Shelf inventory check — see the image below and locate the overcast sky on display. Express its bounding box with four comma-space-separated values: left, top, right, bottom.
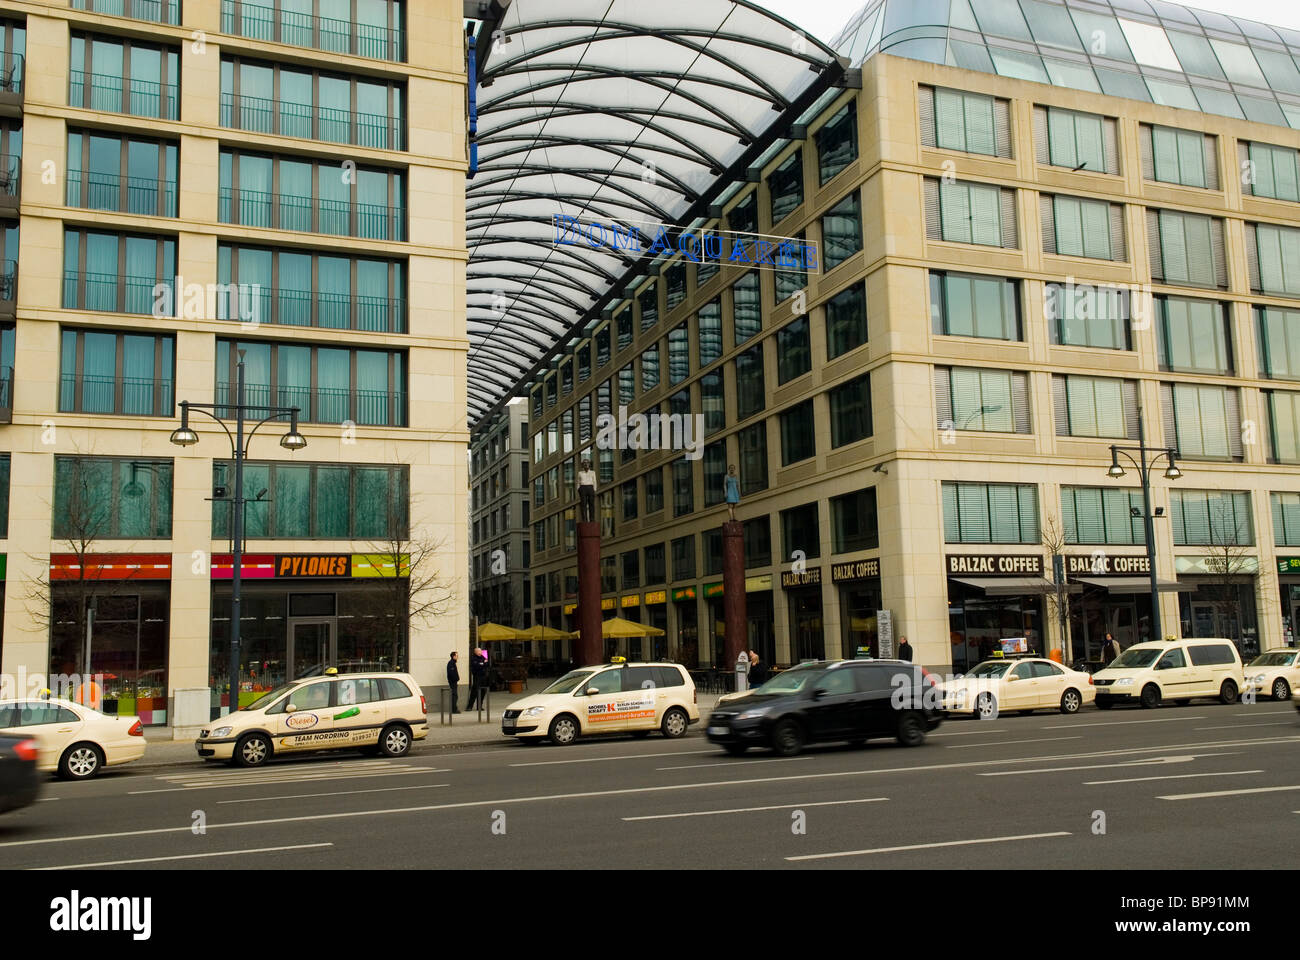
757, 0, 1300, 45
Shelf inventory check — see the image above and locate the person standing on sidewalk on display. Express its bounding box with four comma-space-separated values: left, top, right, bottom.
898, 636, 913, 662
466, 646, 487, 710
446, 651, 461, 714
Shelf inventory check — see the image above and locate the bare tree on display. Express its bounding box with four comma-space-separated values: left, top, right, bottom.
1038, 513, 1078, 664
1203, 502, 1254, 646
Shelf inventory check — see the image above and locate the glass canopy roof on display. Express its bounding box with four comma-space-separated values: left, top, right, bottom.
833, 0, 1300, 130
466, 0, 843, 426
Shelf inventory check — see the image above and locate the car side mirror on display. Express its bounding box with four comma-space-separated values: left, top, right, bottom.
811, 687, 825, 700
585, 687, 600, 696
286, 703, 298, 713
1006, 674, 1018, 682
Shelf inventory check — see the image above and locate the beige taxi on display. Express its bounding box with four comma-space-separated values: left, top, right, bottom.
502, 660, 699, 745
938, 655, 1096, 720
0, 696, 147, 779
1242, 649, 1300, 701
195, 669, 428, 767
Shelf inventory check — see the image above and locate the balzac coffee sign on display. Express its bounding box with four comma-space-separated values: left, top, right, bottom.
1065, 554, 1150, 576
946, 554, 1043, 576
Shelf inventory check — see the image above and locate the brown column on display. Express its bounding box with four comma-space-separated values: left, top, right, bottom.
722, 521, 747, 666
576, 520, 603, 665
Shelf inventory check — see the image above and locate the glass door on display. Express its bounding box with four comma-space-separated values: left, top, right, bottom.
289, 619, 335, 679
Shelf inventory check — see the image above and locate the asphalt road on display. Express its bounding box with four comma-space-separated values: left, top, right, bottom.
3, 700, 1298, 870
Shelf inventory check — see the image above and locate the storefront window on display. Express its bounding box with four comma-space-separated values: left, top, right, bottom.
675, 598, 698, 667
790, 587, 824, 661
947, 581, 1043, 674
840, 581, 881, 659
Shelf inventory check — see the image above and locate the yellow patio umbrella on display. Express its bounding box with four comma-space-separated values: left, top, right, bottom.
519, 623, 575, 641
476, 621, 525, 642
600, 616, 665, 639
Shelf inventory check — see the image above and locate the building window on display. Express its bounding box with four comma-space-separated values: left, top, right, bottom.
639, 285, 659, 331
1271, 492, 1300, 546
736, 344, 765, 421
218, 243, 406, 332
220, 56, 405, 149
919, 86, 1010, 158
925, 179, 1017, 248
777, 316, 811, 384
1257, 305, 1300, 380
1148, 209, 1225, 289
665, 264, 686, 313
66, 131, 177, 217
1157, 296, 1231, 374
826, 281, 868, 358
1041, 194, 1124, 261
598, 447, 614, 486
74, 0, 181, 24
821, 191, 862, 271
780, 502, 820, 560
672, 457, 693, 516
780, 400, 816, 465
644, 468, 664, 514
1035, 106, 1116, 174
596, 324, 611, 366
831, 488, 878, 553
703, 441, 726, 507
1245, 141, 1300, 202
579, 395, 592, 443
561, 453, 574, 493
671, 534, 695, 581
930, 272, 1018, 340
698, 300, 722, 367
768, 148, 803, 224
63, 229, 175, 315
828, 373, 872, 447
597, 379, 611, 419
728, 190, 757, 235
59, 329, 174, 417
599, 555, 616, 593
1160, 383, 1241, 460
560, 358, 572, 395
669, 387, 690, 422
213, 460, 407, 539
816, 101, 857, 185
0, 452, 8, 537
533, 522, 545, 553
219, 149, 405, 240
1170, 490, 1253, 546
732, 272, 760, 345
1052, 375, 1135, 439
54, 456, 173, 539
215, 339, 406, 426
1061, 486, 1144, 544
620, 480, 637, 521
532, 476, 544, 507
1045, 281, 1129, 350
668, 323, 689, 385
1250, 222, 1300, 297
697, 250, 719, 288
743, 516, 771, 568
935, 367, 1030, 433
531, 386, 543, 420
774, 231, 806, 304
219, 0, 407, 61
738, 421, 767, 495
69, 33, 179, 120
701, 371, 724, 435
941, 482, 1038, 544
641, 343, 660, 392
1266, 391, 1300, 462
1141, 125, 1216, 189
622, 550, 640, 589
644, 543, 666, 584
617, 308, 634, 351
704, 528, 723, 576
618, 365, 634, 405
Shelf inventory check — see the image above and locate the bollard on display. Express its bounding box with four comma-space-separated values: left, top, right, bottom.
735, 651, 750, 693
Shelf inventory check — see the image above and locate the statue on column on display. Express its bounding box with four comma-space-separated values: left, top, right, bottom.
578, 458, 597, 523
725, 464, 740, 521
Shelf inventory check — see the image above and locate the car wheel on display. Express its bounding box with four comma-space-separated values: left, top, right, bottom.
379, 724, 412, 758
58, 743, 103, 780
896, 713, 926, 747
1095, 698, 1114, 710
235, 733, 272, 768
1140, 684, 1161, 709
1060, 689, 1083, 714
723, 743, 748, 756
661, 707, 689, 739
548, 714, 580, 746
1272, 678, 1291, 701
974, 692, 998, 721
1219, 680, 1239, 705
771, 719, 804, 756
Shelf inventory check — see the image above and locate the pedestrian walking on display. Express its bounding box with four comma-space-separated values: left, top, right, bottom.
898, 636, 914, 662
446, 651, 461, 714
748, 650, 767, 687
1102, 633, 1121, 664
466, 646, 488, 710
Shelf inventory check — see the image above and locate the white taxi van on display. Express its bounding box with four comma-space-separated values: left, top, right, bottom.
1092, 638, 1244, 709
0, 696, 146, 779
502, 659, 699, 745
195, 669, 428, 767
1242, 649, 1300, 701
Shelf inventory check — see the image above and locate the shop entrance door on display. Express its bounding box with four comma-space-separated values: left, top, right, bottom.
1190, 601, 1218, 638
289, 619, 336, 679
1107, 602, 1138, 649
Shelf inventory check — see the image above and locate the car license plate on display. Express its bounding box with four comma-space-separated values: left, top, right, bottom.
502, 721, 515, 731
707, 725, 726, 736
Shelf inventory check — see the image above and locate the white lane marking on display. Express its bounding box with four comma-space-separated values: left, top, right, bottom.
1042, 716, 1205, 730
510, 749, 717, 767
130, 769, 448, 795
786, 832, 1071, 861
157, 759, 408, 779
928, 727, 1015, 738
980, 755, 1215, 776
945, 737, 1082, 749
36, 798, 60, 802
37, 843, 333, 870
1194, 722, 1292, 731
1083, 770, 1264, 785
622, 798, 888, 820
656, 757, 813, 771
218, 783, 450, 804
5, 738, 1294, 850
1234, 710, 1295, 716
1159, 784, 1300, 800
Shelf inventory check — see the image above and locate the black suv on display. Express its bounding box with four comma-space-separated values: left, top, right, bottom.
705, 660, 942, 756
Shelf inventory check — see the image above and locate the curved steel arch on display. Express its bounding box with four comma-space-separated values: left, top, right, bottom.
477, 135, 720, 176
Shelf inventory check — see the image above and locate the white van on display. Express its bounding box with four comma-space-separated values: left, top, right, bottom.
1092, 638, 1244, 709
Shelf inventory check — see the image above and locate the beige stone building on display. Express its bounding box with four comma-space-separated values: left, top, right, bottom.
0, 0, 467, 734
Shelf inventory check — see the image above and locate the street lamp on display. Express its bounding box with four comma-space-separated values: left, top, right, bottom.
1107, 402, 1181, 643
170, 349, 305, 717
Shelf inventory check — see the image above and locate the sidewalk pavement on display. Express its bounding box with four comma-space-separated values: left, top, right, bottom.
136, 683, 728, 769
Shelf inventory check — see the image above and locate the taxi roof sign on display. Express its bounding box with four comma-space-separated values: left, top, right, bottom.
610, 656, 627, 664
325, 667, 339, 675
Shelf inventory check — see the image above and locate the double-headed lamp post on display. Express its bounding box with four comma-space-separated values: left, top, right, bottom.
1106, 404, 1183, 644
170, 351, 307, 717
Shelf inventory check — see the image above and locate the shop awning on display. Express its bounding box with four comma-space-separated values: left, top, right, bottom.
1072, 577, 1192, 594
951, 577, 1080, 596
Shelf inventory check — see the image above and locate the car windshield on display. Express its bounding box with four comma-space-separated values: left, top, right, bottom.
1248, 652, 1296, 667
241, 683, 297, 711
965, 661, 1011, 679
540, 670, 594, 695
752, 664, 822, 694
1111, 647, 1161, 668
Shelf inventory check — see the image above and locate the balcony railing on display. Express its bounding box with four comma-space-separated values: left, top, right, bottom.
218, 188, 407, 241
71, 0, 181, 25
0, 365, 12, 418
216, 381, 407, 427
218, 285, 407, 333
0, 153, 17, 196
1, 260, 16, 302
219, 93, 405, 150
59, 374, 175, 417
65, 170, 176, 217
0, 53, 23, 96
68, 71, 179, 120
63, 270, 172, 315
220, 0, 406, 62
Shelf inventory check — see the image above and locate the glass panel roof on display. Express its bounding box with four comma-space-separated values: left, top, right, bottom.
466, 0, 842, 425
